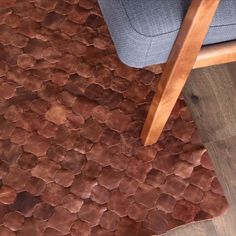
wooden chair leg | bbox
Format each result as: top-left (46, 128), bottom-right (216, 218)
top-left (141, 0), bottom-right (220, 146)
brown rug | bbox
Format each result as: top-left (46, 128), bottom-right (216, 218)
top-left (0, 0), bottom-right (228, 235)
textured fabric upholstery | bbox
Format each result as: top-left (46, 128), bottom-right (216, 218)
top-left (98, 0), bottom-right (236, 68)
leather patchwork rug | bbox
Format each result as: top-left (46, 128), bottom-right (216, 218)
top-left (0, 0), bottom-right (228, 235)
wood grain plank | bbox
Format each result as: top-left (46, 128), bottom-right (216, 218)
top-left (183, 63), bottom-right (236, 143)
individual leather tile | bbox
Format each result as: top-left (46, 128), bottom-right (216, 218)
top-left (43, 12), bottom-right (64, 31)
top-left (56, 53), bottom-right (78, 74)
top-left (0, 82), bottom-right (16, 99)
top-left (145, 169), bottom-right (166, 188)
top-left (135, 70), bottom-right (155, 86)
top-left (126, 159), bottom-right (152, 182)
top-left (61, 20), bottom-right (78, 36)
top-left (145, 209), bottom-right (168, 234)
top-left (48, 206), bottom-right (77, 234)
top-left (211, 177), bottom-right (224, 196)
top-left (31, 158), bottom-right (60, 183)
top-left (136, 146), bottom-right (157, 162)
top-left (23, 75), bottom-right (43, 92)
top-left (78, 201), bottom-right (106, 227)
top-left (190, 166), bottom-right (214, 191)
top-left (124, 81), bottom-right (150, 103)
top-left (38, 121), bottom-right (58, 138)
top-left (42, 46), bottom-right (62, 63)
top-left (1, 140), bottom-right (22, 164)
top-left (157, 193), bottom-right (176, 213)
top-left (0, 226), bottom-right (16, 236)
top-left (93, 65), bottom-right (112, 89)
top-left (106, 109), bottom-right (131, 133)
top-left (54, 169), bottom-right (74, 188)
top-left (100, 210), bottom-right (120, 231)
top-left (24, 38), bottom-right (47, 59)
top-left (153, 151), bottom-right (179, 175)
top-left (17, 54), bottom-right (36, 69)
top-left (55, 1), bottom-right (73, 15)
top-left (10, 192), bottom-right (40, 217)
top-left (98, 166), bottom-right (124, 190)
top-left (100, 128), bottom-right (120, 146)
top-left (66, 112), bottom-right (84, 130)
top-left (172, 200), bottom-right (200, 223)
top-left (201, 151), bottom-right (214, 170)
top-left (172, 118), bottom-right (195, 142)
top-left (28, 7), bottom-right (47, 22)
top-left (62, 193), bottom-right (83, 213)
top-left (174, 161), bottom-right (194, 178)
top-left (47, 144), bottom-right (65, 163)
top-left (82, 160), bottom-right (102, 178)
top-left (72, 96), bottom-right (97, 119)
top-left (116, 217), bottom-right (143, 236)
top-left (54, 126), bottom-right (76, 150)
top-left (91, 105), bottom-right (110, 123)
top-left (49, 70), bottom-right (69, 87)
top-left (41, 183), bottom-right (67, 206)
top-left (162, 175), bottom-right (187, 197)
top-left (70, 220), bottom-right (91, 236)
top-left (109, 153), bottom-right (129, 171)
top-left (118, 176), bottom-right (139, 196)
top-left (35, 0), bottom-right (58, 11)
top-left (25, 176), bottom-right (46, 196)
top-left (100, 89), bottom-right (123, 110)
top-left (108, 191), bottom-right (133, 217)
top-left (180, 148), bottom-right (206, 166)
top-left (127, 202), bottom-right (148, 222)
top-left (81, 118), bottom-right (104, 142)
top-left (91, 185), bottom-right (110, 205)
top-left (58, 91), bottom-right (76, 108)
top-left (45, 104), bottom-right (68, 125)
top-left (68, 6), bottom-right (89, 24)
top-left (84, 84), bottom-right (104, 103)
top-left (23, 134), bottom-right (50, 157)
top-left (183, 184), bottom-right (204, 204)
top-left (3, 211), bottom-right (24, 231)
top-left (17, 153), bottom-right (38, 170)
top-left (135, 184), bottom-right (160, 209)
top-left (62, 150), bottom-right (86, 174)
top-left (200, 191), bottom-right (228, 216)
top-left (0, 186), bottom-right (16, 204)
top-left (70, 175), bottom-right (97, 199)
top-left (17, 218), bottom-right (47, 236)
top-left (10, 128), bottom-right (30, 145)
top-left (3, 165), bottom-right (30, 191)
top-left (33, 202), bottom-right (54, 220)
top-left (86, 143), bottom-right (110, 167)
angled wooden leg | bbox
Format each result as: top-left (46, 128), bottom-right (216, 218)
top-left (141, 0), bottom-right (220, 146)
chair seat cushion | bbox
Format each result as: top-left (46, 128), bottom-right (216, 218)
top-left (98, 0), bottom-right (236, 68)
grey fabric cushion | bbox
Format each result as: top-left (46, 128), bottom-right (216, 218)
top-left (98, 0), bottom-right (236, 68)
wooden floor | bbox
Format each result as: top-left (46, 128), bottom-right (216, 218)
top-left (164, 62), bottom-right (236, 236)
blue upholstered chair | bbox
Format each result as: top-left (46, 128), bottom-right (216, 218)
top-left (98, 0), bottom-right (236, 145)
